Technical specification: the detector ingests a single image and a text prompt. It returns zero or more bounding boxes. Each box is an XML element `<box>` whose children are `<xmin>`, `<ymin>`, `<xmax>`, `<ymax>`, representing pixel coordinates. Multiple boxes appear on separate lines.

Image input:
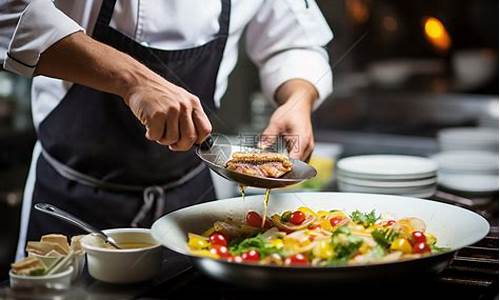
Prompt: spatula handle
<box><xmin>200</xmin><ymin>135</ymin><xmax>214</xmax><ymax>151</ymax></box>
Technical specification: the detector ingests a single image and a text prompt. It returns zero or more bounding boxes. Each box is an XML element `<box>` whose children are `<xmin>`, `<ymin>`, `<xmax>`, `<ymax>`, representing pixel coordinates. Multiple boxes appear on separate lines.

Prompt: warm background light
<box><xmin>424</xmin><ymin>17</ymin><xmax>451</xmax><ymax>52</ymax></box>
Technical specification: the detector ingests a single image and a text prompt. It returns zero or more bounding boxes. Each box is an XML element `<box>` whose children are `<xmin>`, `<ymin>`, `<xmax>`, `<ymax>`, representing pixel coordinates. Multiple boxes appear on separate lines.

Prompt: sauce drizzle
<box><xmin>262</xmin><ymin>189</ymin><xmax>271</xmax><ymax>228</ymax></box>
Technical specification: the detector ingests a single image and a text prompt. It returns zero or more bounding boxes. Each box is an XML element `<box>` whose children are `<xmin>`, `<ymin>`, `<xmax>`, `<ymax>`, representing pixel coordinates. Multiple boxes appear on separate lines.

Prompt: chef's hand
<box><xmin>35</xmin><ymin>31</ymin><xmax>212</xmax><ymax>151</ymax></box>
<box><xmin>124</xmin><ymin>73</ymin><xmax>212</xmax><ymax>151</ymax></box>
<box><xmin>260</xmin><ymin>79</ymin><xmax>318</xmax><ymax>161</ymax></box>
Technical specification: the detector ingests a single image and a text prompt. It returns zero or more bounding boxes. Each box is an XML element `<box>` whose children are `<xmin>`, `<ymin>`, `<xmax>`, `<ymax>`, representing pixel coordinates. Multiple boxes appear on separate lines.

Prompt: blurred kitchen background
<box><xmin>0</xmin><ymin>0</ymin><xmax>498</xmax><ymax>279</ymax></box>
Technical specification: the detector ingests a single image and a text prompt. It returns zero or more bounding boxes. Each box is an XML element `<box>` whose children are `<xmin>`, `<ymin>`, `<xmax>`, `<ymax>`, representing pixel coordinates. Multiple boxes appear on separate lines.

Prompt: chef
<box><xmin>0</xmin><ymin>0</ymin><xmax>333</xmax><ymax>259</ymax></box>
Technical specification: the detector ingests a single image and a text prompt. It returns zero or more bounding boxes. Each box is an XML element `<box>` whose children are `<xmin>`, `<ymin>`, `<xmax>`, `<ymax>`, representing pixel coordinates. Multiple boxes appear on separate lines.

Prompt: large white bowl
<box><xmin>152</xmin><ymin>192</ymin><xmax>489</xmax><ymax>257</ymax></box>
<box><xmin>10</xmin><ymin>266</ymin><xmax>73</xmax><ymax>290</ymax></box>
<box><xmin>81</xmin><ymin>228</ymin><xmax>162</xmax><ymax>284</ymax></box>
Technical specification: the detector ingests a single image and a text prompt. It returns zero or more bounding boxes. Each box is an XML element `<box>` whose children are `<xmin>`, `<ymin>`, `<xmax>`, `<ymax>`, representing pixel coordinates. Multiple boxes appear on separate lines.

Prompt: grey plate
<box><xmin>151</xmin><ymin>192</ymin><xmax>490</xmax><ymax>288</ymax></box>
<box><xmin>195</xmin><ymin>143</ymin><xmax>317</xmax><ymax>189</ymax></box>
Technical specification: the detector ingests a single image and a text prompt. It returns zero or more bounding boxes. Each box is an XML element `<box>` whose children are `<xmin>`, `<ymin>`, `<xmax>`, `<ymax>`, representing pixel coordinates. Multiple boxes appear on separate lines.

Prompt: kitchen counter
<box><xmin>1</xmin><ymin>249</ymin><xmax>192</xmax><ymax>300</ymax></box>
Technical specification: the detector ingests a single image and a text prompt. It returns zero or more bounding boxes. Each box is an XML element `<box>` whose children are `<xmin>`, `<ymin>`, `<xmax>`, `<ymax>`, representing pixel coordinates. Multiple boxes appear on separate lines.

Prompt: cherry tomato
<box><xmin>285</xmin><ymin>254</ymin><xmax>309</xmax><ymax>266</ymax></box>
<box><xmin>329</xmin><ymin>216</ymin><xmax>343</xmax><ymax>227</ymax></box>
<box><xmin>384</xmin><ymin>220</ymin><xmax>396</xmax><ymax>226</ymax></box>
<box><xmin>241</xmin><ymin>250</ymin><xmax>260</xmax><ymax>262</ymax></box>
<box><xmin>308</xmin><ymin>224</ymin><xmax>321</xmax><ymax>230</ymax></box>
<box><xmin>209</xmin><ymin>245</ymin><xmax>231</xmax><ymax>258</ymax></box>
<box><xmin>209</xmin><ymin>232</ymin><xmax>227</xmax><ymax>247</ymax></box>
<box><xmin>227</xmin><ymin>255</ymin><xmax>243</xmax><ymax>263</ymax></box>
<box><xmin>411</xmin><ymin>231</ymin><xmax>427</xmax><ymax>244</ymax></box>
<box><xmin>413</xmin><ymin>242</ymin><xmax>431</xmax><ymax>254</ymax></box>
<box><xmin>290</xmin><ymin>211</ymin><xmax>306</xmax><ymax>225</ymax></box>
<box><xmin>246</xmin><ymin>211</ymin><xmax>271</xmax><ymax>228</ymax></box>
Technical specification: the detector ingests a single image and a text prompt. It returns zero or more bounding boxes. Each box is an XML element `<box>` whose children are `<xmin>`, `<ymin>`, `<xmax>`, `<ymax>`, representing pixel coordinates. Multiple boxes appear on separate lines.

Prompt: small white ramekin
<box><xmin>81</xmin><ymin>228</ymin><xmax>162</xmax><ymax>284</ymax></box>
<box><xmin>9</xmin><ymin>266</ymin><xmax>74</xmax><ymax>289</ymax></box>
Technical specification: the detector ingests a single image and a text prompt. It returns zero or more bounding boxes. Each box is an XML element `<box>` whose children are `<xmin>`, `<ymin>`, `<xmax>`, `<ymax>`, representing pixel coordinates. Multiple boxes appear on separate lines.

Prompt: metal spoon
<box><xmin>196</xmin><ymin>134</ymin><xmax>317</xmax><ymax>189</ymax></box>
<box><xmin>34</xmin><ymin>203</ymin><xmax>121</xmax><ymax>249</ymax></box>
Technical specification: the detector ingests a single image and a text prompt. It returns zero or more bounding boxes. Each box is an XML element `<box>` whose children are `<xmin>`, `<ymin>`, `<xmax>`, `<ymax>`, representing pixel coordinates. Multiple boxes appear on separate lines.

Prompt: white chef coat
<box><xmin>0</xmin><ymin>0</ymin><xmax>333</xmax><ymax>259</ymax></box>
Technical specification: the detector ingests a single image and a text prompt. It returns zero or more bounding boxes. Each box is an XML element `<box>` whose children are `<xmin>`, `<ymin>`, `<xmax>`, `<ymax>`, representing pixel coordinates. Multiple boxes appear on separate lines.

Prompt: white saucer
<box><xmin>431</xmin><ymin>151</ymin><xmax>498</xmax><ymax>174</ymax></box>
<box><xmin>438</xmin><ymin>173</ymin><xmax>499</xmax><ymax>193</ymax></box>
<box><xmin>337</xmin><ymin>155</ymin><xmax>438</xmax><ymax>179</ymax></box>
<box><xmin>336</xmin><ymin>174</ymin><xmax>437</xmax><ymax>188</ymax></box>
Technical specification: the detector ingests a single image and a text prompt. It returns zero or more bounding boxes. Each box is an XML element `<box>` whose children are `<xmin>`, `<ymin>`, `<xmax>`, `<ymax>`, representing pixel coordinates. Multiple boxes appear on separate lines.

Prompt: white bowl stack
<box><xmin>437</xmin><ymin>127</ymin><xmax>498</xmax><ymax>152</ymax></box>
<box><xmin>433</xmin><ymin>127</ymin><xmax>499</xmax><ymax>194</ymax></box>
<box><xmin>431</xmin><ymin>151</ymin><xmax>498</xmax><ymax>193</ymax></box>
<box><xmin>336</xmin><ymin>155</ymin><xmax>438</xmax><ymax>198</ymax></box>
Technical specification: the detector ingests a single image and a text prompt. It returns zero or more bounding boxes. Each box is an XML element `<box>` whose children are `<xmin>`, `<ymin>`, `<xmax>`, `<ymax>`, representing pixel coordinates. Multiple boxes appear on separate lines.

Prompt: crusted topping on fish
<box><xmin>226</xmin><ymin>152</ymin><xmax>293</xmax><ymax>178</ymax></box>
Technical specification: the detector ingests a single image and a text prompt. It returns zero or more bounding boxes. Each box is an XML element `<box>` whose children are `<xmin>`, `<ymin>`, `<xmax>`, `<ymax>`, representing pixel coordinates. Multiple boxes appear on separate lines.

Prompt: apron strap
<box><xmin>131</xmin><ymin>186</ymin><xmax>165</xmax><ymax>227</ymax></box>
<box><xmin>217</xmin><ymin>0</ymin><xmax>231</xmax><ymax>37</ymax></box>
<box><xmin>95</xmin><ymin>0</ymin><xmax>117</xmax><ymax>29</ymax></box>
<box><xmin>41</xmin><ymin>147</ymin><xmax>207</xmax><ymax>227</ymax></box>
<box><xmin>40</xmin><ymin>147</ymin><xmax>206</xmax><ymax>192</ymax></box>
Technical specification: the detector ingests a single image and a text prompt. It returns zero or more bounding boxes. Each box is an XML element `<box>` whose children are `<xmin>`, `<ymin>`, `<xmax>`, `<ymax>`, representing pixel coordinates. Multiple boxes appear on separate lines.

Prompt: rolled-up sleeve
<box><xmin>1</xmin><ymin>0</ymin><xmax>83</xmax><ymax>77</ymax></box>
<box><xmin>245</xmin><ymin>0</ymin><xmax>333</xmax><ymax>108</ymax></box>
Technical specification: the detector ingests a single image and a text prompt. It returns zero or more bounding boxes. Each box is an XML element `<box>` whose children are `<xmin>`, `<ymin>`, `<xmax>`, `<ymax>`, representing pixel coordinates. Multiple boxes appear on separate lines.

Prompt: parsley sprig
<box><xmin>350</xmin><ymin>210</ymin><xmax>380</xmax><ymax>228</ymax></box>
<box><xmin>229</xmin><ymin>234</ymin><xmax>283</xmax><ymax>257</ymax></box>
<box><xmin>371</xmin><ymin>228</ymin><xmax>399</xmax><ymax>249</ymax></box>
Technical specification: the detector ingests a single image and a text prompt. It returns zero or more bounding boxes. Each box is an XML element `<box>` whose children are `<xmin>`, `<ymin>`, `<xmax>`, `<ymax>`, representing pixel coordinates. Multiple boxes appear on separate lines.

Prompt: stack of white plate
<box><xmin>431</xmin><ymin>151</ymin><xmax>499</xmax><ymax>194</ymax></box>
<box><xmin>438</xmin><ymin>127</ymin><xmax>498</xmax><ymax>152</ymax></box>
<box><xmin>336</xmin><ymin>155</ymin><xmax>438</xmax><ymax>198</ymax></box>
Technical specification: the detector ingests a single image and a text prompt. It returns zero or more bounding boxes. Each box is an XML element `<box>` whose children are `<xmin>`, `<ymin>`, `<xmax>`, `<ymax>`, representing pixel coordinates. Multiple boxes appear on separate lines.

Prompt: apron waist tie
<box><xmin>131</xmin><ymin>186</ymin><xmax>165</xmax><ymax>227</ymax></box>
<box><xmin>40</xmin><ymin>148</ymin><xmax>207</xmax><ymax>226</ymax></box>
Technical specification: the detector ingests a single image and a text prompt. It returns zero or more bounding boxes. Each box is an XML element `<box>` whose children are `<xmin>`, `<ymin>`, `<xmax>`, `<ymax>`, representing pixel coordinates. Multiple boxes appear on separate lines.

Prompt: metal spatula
<box><xmin>196</xmin><ymin>134</ymin><xmax>317</xmax><ymax>189</ymax></box>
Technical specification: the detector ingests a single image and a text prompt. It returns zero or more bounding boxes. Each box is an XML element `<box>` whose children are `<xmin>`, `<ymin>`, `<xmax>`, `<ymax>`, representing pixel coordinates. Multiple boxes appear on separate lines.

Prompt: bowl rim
<box><xmin>81</xmin><ymin>228</ymin><xmax>161</xmax><ymax>253</ymax></box>
<box><xmin>9</xmin><ymin>266</ymin><xmax>73</xmax><ymax>280</ymax></box>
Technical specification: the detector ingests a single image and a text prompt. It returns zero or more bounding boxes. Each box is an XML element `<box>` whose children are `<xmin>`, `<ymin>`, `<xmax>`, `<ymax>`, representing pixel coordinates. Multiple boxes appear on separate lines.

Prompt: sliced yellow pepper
<box><xmin>390</xmin><ymin>238</ymin><xmax>412</xmax><ymax>254</ymax></box>
<box><xmin>320</xmin><ymin>219</ymin><xmax>334</xmax><ymax>231</ymax></box>
<box><xmin>317</xmin><ymin>210</ymin><xmax>330</xmax><ymax>219</ymax></box>
<box><xmin>190</xmin><ymin>249</ymin><xmax>219</xmax><ymax>259</ymax></box>
<box><xmin>269</xmin><ymin>239</ymin><xmax>284</xmax><ymax>249</ymax></box>
<box><xmin>283</xmin><ymin>236</ymin><xmax>300</xmax><ymax>251</ymax></box>
<box><xmin>359</xmin><ymin>242</ymin><xmax>371</xmax><ymax>254</ymax></box>
<box><xmin>188</xmin><ymin>233</ymin><xmax>210</xmax><ymax>250</ymax></box>
<box><xmin>313</xmin><ymin>240</ymin><xmax>333</xmax><ymax>259</ymax></box>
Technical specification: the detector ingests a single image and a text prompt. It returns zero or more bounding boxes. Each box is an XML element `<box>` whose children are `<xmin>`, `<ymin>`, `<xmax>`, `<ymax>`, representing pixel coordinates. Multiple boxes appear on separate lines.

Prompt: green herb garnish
<box><xmin>280</xmin><ymin>211</ymin><xmax>292</xmax><ymax>223</ymax></box>
<box><xmin>229</xmin><ymin>234</ymin><xmax>283</xmax><ymax>257</ymax></box>
<box><xmin>371</xmin><ymin>228</ymin><xmax>399</xmax><ymax>249</ymax></box>
<box><xmin>350</xmin><ymin>210</ymin><xmax>380</xmax><ymax>228</ymax></box>
<box><xmin>329</xmin><ymin>226</ymin><xmax>363</xmax><ymax>263</ymax></box>
<box><xmin>431</xmin><ymin>245</ymin><xmax>451</xmax><ymax>254</ymax></box>
<box><xmin>332</xmin><ymin>225</ymin><xmax>351</xmax><ymax>236</ymax></box>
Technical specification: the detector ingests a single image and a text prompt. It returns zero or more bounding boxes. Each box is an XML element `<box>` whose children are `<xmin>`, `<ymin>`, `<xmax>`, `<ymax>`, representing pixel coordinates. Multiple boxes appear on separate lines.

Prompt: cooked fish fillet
<box><xmin>226</xmin><ymin>152</ymin><xmax>293</xmax><ymax>178</ymax></box>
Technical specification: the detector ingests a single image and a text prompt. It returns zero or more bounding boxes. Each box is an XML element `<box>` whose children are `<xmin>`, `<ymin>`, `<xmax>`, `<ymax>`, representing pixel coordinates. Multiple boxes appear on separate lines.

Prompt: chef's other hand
<box><xmin>124</xmin><ymin>74</ymin><xmax>212</xmax><ymax>151</ymax></box>
<box><xmin>260</xmin><ymin>79</ymin><xmax>318</xmax><ymax>161</ymax></box>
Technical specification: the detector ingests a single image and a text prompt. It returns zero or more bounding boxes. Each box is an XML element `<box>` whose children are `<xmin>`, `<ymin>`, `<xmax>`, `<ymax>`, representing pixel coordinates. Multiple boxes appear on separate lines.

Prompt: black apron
<box><xmin>26</xmin><ymin>0</ymin><xmax>230</xmax><ymax>241</ymax></box>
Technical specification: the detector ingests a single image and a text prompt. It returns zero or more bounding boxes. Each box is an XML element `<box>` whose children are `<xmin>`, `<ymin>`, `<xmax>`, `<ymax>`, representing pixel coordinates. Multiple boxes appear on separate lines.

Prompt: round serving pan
<box><xmin>151</xmin><ymin>192</ymin><xmax>489</xmax><ymax>288</ymax></box>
